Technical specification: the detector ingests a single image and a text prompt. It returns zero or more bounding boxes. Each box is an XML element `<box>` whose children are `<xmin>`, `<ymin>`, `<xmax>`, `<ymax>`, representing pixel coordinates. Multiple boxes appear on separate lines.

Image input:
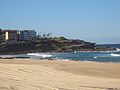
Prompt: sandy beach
<box><xmin>0</xmin><ymin>59</ymin><xmax>120</xmax><ymax>90</ymax></box>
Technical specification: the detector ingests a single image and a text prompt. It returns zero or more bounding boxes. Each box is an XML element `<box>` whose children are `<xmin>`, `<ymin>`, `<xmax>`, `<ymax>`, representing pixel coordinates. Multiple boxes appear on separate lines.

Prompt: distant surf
<box><xmin>27</xmin><ymin>53</ymin><xmax>52</xmax><ymax>58</ymax></box>
<box><xmin>111</xmin><ymin>53</ymin><xmax>120</xmax><ymax>57</ymax></box>
<box><xmin>116</xmin><ymin>48</ymin><xmax>120</xmax><ymax>51</ymax></box>
<box><xmin>0</xmin><ymin>44</ymin><xmax>120</xmax><ymax>62</ymax></box>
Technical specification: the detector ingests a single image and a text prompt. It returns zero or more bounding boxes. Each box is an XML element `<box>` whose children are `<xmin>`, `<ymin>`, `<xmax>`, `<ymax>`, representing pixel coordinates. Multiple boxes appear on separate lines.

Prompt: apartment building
<box><xmin>19</xmin><ymin>30</ymin><xmax>36</xmax><ymax>41</ymax></box>
<box><xmin>0</xmin><ymin>29</ymin><xmax>2</xmax><ymax>35</ymax></box>
<box><xmin>3</xmin><ymin>30</ymin><xmax>18</xmax><ymax>41</ymax></box>
<box><xmin>0</xmin><ymin>29</ymin><xmax>5</xmax><ymax>43</ymax></box>
<box><xmin>0</xmin><ymin>29</ymin><xmax>37</xmax><ymax>43</ymax></box>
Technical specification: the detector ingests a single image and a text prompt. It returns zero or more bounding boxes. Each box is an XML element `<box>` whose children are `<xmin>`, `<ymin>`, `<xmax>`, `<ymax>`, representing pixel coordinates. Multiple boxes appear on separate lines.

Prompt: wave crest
<box><xmin>116</xmin><ymin>48</ymin><xmax>120</xmax><ymax>51</ymax></box>
<box><xmin>111</xmin><ymin>53</ymin><xmax>120</xmax><ymax>57</ymax></box>
<box><xmin>27</xmin><ymin>53</ymin><xmax>52</xmax><ymax>58</ymax></box>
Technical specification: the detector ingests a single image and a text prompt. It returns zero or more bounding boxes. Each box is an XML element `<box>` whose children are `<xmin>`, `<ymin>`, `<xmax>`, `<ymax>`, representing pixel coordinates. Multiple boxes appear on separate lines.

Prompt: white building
<box><xmin>19</xmin><ymin>30</ymin><xmax>36</xmax><ymax>41</ymax></box>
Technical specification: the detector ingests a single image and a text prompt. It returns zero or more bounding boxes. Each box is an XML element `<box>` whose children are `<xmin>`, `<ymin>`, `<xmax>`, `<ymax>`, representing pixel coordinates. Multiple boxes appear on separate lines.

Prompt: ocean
<box><xmin>0</xmin><ymin>44</ymin><xmax>120</xmax><ymax>62</ymax></box>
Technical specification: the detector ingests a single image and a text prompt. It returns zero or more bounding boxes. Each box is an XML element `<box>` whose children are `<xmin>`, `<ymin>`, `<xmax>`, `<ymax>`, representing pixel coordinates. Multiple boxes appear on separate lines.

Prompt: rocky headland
<box><xmin>0</xmin><ymin>37</ymin><xmax>116</xmax><ymax>54</ymax></box>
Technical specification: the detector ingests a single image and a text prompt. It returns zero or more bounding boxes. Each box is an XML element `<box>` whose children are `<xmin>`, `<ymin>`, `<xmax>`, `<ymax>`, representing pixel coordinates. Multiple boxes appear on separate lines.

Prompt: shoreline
<box><xmin>1</xmin><ymin>57</ymin><xmax>120</xmax><ymax>63</ymax></box>
<box><xmin>1</xmin><ymin>55</ymin><xmax>120</xmax><ymax>63</ymax></box>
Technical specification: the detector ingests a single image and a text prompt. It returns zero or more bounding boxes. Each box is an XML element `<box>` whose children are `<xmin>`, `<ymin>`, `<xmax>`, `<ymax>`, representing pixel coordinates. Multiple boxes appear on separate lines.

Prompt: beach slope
<box><xmin>0</xmin><ymin>59</ymin><xmax>120</xmax><ymax>90</ymax></box>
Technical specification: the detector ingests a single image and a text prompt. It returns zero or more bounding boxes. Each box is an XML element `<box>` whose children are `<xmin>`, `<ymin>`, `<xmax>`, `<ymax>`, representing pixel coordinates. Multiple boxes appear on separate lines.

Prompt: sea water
<box><xmin>26</xmin><ymin>44</ymin><xmax>120</xmax><ymax>62</ymax></box>
<box><xmin>0</xmin><ymin>44</ymin><xmax>120</xmax><ymax>62</ymax></box>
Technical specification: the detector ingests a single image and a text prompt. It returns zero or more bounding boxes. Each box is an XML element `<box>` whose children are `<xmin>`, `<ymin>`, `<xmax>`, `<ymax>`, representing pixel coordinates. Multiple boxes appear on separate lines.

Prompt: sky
<box><xmin>0</xmin><ymin>0</ymin><xmax>120</xmax><ymax>44</ymax></box>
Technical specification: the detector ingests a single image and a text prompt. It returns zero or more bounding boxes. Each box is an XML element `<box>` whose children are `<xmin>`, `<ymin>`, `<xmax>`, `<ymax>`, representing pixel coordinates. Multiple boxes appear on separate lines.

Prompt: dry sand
<box><xmin>0</xmin><ymin>59</ymin><xmax>120</xmax><ymax>90</ymax></box>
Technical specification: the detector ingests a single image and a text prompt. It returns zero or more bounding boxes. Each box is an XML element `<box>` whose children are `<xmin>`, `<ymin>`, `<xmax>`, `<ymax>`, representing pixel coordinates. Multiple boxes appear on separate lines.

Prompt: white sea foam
<box><xmin>61</xmin><ymin>59</ymin><xmax>70</xmax><ymax>61</ymax></box>
<box><xmin>94</xmin><ymin>56</ymin><xmax>98</xmax><ymax>58</ymax></box>
<box><xmin>116</xmin><ymin>48</ymin><xmax>120</xmax><ymax>51</ymax></box>
<box><xmin>0</xmin><ymin>55</ymin><xmax>16</xmax><ymax>58</ymax></box>
<box><xmin>111</xmin><ymin>53</ymin><xmax>120</xmax><ymax>57</ymax></box>
<box><xmin>74</xmin><ymin>51</ymin><xmax>77</xmax><ymax>53</ymax></box>
<box><xmin>54</xmin><ymin>58</ymin><xmax>70</xmax><ymax>61</ymax></box>
<box><xmin>27</xmin><ymin>53</ymin><xmax>52</xmax><ymax>58</ymax></box>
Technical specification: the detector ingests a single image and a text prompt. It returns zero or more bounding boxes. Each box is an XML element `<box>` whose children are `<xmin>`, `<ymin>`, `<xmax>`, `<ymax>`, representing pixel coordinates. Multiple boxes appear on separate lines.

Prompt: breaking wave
<box><xmin>94</xmin><ymin>56</ymin><xmax>98</xmax><ymax>59</ymax></box>
<box><xmin>27</xmin><ymin>53</ymin><xmax>52</xmax><ymax>58</ymax></box>
<box><xmin>116</xmin><ymin>48</ymin><xmax>120</xmax><ymax>51</ymax></box>
<box><xmin>111</xmin><ymin>53</ymin><xmax>120</xmax><ymax>57</ymax></box>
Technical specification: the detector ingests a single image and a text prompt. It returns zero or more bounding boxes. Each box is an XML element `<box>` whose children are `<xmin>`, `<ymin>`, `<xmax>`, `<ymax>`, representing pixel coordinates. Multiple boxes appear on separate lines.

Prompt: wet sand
<box><xmin>0</xmin><ymin>59</ymin><xmax>120</xmax><ymax>90</ymax></box>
